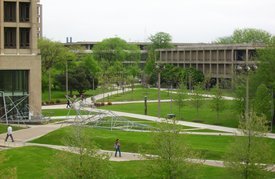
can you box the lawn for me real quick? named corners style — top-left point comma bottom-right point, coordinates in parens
top-left (42, 87), bottom-right (113, 104)
top-left (98, 87), bottom-right (180, 102)
top-left (42, 109), bottom-right (93, 117)
top-left (100, 100), bottom-right (239, 128)
top-left (0, 124), bottom-right (25, 134)
top-left (30, 126), bottom-right (275, 162)
top-left (1, 146), bottom-right (274, 178)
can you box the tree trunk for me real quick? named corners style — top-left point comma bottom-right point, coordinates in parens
top-left (48, 71), bottom-right (52, 101)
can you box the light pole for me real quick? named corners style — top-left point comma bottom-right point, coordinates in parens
top-left (156, 64), bottom-right (165, 118)
top-left (236, 64), bottom-right (257, 121)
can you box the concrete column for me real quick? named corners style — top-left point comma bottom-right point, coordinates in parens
top-left (0, 0), bottom-right (4, 54)
top-left (246, 48), bottom-right (249, 63)
top-left (210, 50), bottom-right (212, 77)
top-left (31, 0), bottom-right (38, 54)
top-left (216, 50), bottom-right (219, 85)
top-left (231, 49), bottom-right (235, 88)
top-left (189, 50), bottom-right (192, 68)
top-left (224, 50), bottom-right (226, 78)
top-left (177, 50), bottom-right (180, 67)
top-left (16, 0), bottom-right (19, 54)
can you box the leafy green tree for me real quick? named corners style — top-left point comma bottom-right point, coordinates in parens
top-left (216, 28), bottom-right (273, 44)
top-left (253, 84), bottom-right (271, 120)
top-left (149, 32), bottom-right (174, 49)
top-left (49, 126), bottom-right (113, 179)
top-left (144, 119), bottom-right (201, 179)
top-left (81, 55), bottom-right (101, 90)
top-left (210, 86), bottom-right (225, 121)
top-left (144, 32), bottom-right (174, 86)
top-left (174, 83), bottom-right (186, 120)
top-left (224, 113), bottom-right (272, 179)
top-left (251, 45), bottom-right (275, 125)
top-left (191, 84), bottom-right (204, 116)
top-left (93, 37), bottom-right (140, 64)
top-left (186, 68), bottom-right (204, 90)
top-left (39, 38), bottom-right (75, 100)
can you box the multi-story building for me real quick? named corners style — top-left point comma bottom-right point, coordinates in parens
top-left (157, 44), bottom-right (264, 87)
top-left (0, 0), bottom-right (42, 122)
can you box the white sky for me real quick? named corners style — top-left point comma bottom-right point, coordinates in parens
top-left (41, 0), bottom-right (275, 43)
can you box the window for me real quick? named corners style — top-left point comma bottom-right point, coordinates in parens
top-left (4, 2), bottom-right (16, 22)
top-left (20, 2), bottom-right (30, 22)
top-left (4, 28), bottom-right (16, 49)
top-left (20, 28), bottom-right (30, 49)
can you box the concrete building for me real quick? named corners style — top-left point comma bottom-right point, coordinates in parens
top-left (0, 0), bottom-right (42, 121)
top-left (157, 43), bottom-right (264, 87)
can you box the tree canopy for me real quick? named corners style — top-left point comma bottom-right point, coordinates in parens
top-left (216, 28), bottom-right (274, 44)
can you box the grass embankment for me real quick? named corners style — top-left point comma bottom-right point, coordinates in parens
top-left (100, 100), bottom-right (239, 128)
top-left (2, 146), bottom-right (274, 178)
top-left (0, 124), bottom-right (25, 134)
top-left (99, 88), bottom-right (180, 102)
top-left (31, 127), bottom-right (275, 162)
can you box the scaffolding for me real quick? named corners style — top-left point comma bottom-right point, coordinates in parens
top-left (65, 95), bottom-right (155, 131)
top-left (0, 91), bottom-right (49, 124)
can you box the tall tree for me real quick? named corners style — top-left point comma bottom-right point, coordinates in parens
top-left (144, 32), bottom-right (174, 86)
top-left (210, 85), bottom-right (225, 121)
top-left (252, 45), bottom-right (275, 125)
top-left (224, 113), bottom-right (272, 179)
top-left (253, 84), bottom-right (271, 121)
top-left (216, 28), bottom-right (273, 44)
top-left (191, 84), bottom-right (204, 116)
top-left (39, 38), bottom-right (75, 101)
top-left (174, 83), bottom-right (186, 120)
top-left (144, 119), bottom-right (201, 178)
top-left (93, 37), bottom-right (140, 64)
top-left (49, 126), bottom-right (113, 179)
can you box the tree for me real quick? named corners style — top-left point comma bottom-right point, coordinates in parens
top-left (93, 37), bottom-right (140, 64)
top-left (144, 32), bottom-right (174, 86)
top-left (253, 84), bottom-right (271, 121)
top-left (39, 38), bottom-right (75, 101)
top-left (81, 55), bottom-right (101, 90)
top-left (224, 113), bottom-right (272, 179)
top-left (191, 84), bottom-right (204, 116)
top-left (216, 28), bottom-right (273, 44)
top-left (186, 68), bottom-right (204, 90)
top-left (210, 85), bottom-right (225, 121)
top-left (49, 126), bottom-right (113, 179)
top-left (252, 46), bottom-right (275, 125)
top-left (174, 83), bottom-right (186, 120)
top-left (144, 119), bottom-right (201, 179)
top-left (149, 32), bottom-right (174, 49)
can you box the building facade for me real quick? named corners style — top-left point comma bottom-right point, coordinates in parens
top-left (157, 44), bottom-right (264, 87)
top-left (0, 0), bottom-right (41, 121)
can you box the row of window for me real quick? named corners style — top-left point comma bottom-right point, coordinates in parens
top-left (4, 27), bottom-right (30, 49)
top-left (4, 2), bottom-right (30, 22)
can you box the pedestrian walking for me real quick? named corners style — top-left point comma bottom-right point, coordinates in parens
top-left (5, 125), bottom-right (14, 142)
top-left (66, 99), bottom-right (71, 108)
top-left (114, 139), bottom-right (121, 157)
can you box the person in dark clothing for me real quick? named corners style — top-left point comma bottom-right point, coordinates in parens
top-left (114, 139), bottom-right (121, 157)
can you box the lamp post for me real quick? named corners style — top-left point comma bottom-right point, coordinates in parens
top-left (236, 64), bottom-right (257, 121)
top-left (156, 64), bottom-right (165, 118)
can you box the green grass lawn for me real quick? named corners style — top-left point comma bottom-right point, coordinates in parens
top-left (30, 127), bottom-right (275, 162)
top-left (1, 146), bottom-right (274, 179)
top-left (42, 109), bottom-right (93, 117)
top-left (100, 100), bottom-right (239, 128)
top-left (98, 87), bottom-right (181, 102)
top-left (0, 124), bottom-right (25, 134)
top-left (42, 88), bottom-right (113, 104)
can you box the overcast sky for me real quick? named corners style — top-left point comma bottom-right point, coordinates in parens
top-left (41, 0), bottom-right (275, 43)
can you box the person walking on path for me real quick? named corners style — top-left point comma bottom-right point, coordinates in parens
top-left (66, 99), bottom-right (71, 108)
top-left (5, 125), bottom-right (14, 142)
top-left (114, 139), bottom-right (121, 157)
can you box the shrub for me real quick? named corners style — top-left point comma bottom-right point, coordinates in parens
top-left (107, 102), bottom-right (112, 105)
